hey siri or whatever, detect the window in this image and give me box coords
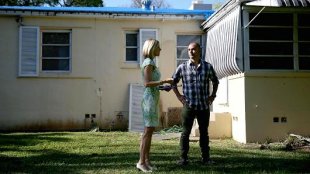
[298,14,310,70]
[248,13,294,70]
[41,31,71,71]
[19,27,72,76]
[247,13,310,70]
[176,35,204,66]
[125,32,138,62]
[125,29,158,65]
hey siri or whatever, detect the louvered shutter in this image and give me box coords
[139,29,158,66]
[19,26,39,76]
[129,83,145,132]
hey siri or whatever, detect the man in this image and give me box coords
[172,42,219,165]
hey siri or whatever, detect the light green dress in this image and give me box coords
[141,58,161,127]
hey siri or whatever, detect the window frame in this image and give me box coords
[125,31,139,63]
[41,30,72,72]
[124,29,158,67]
[297,13,310,70]
[176,34,205,67]
[244,10,310,71]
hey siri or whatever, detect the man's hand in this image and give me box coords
[208,96,216,105]
[177,95,187,105]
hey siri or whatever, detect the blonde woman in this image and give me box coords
[136,39,173,172]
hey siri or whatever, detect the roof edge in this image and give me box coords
[0,6,214,20]
[201,0,253,30]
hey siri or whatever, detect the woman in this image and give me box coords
[136,39,173,172]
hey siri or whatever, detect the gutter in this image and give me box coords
[0,11,207,20]
[0,6,212,20]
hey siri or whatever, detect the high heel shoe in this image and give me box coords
[136,163,152,173]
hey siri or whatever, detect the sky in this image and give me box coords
[104,0,225,9]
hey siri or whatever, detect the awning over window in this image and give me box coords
[245,0,310,7]
[204,6,243,79]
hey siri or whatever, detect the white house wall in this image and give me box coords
[228,74,247,143]
[214,71,310,143]
[244,72,310,143]
[0,15,204,131]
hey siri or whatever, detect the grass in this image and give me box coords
[0,131,309,174]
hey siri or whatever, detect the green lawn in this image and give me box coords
[0,132,309,173]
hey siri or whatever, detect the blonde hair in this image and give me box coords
[142,39,160,59]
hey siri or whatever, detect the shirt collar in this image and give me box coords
[187,59,203,68]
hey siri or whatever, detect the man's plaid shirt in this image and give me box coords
[172,59,219,110]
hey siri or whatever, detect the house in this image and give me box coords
[201,0,310,143]
[0,5,213,131]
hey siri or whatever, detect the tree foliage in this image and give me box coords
[62,0,104,7]
[0,0,44,6]
[131,0,170,9]
[0,0,104,7]
[212,2,223,10]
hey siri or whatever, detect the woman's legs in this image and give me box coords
[139,127,155,166]
[145,127,155,166]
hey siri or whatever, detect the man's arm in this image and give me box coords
[208,64,219,105]
[172,87,185,105]
[172,66,186,105]
[211,82,218,97]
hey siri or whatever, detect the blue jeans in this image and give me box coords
[180,106,210,160]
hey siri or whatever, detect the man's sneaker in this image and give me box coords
[177,158,189,166]
[201,158,215,165]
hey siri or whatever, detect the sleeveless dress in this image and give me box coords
[141,58,161,127]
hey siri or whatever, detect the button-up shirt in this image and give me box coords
[172,59,219,110]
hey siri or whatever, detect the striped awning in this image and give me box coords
[204,6,243,79]
[245,0,310,6]
[279,0,310,6]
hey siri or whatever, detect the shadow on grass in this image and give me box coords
[0,132,72,146]
[0,133,309,173]
[151,149,310,173]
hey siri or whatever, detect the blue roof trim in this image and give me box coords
[0,6,214,18]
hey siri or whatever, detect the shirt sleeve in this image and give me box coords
[141,58,156,69]
[209,64,219,85]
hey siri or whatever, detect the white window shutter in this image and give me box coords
[129,83,145,132]
[19,26,39,76]
[139,29,158,66]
